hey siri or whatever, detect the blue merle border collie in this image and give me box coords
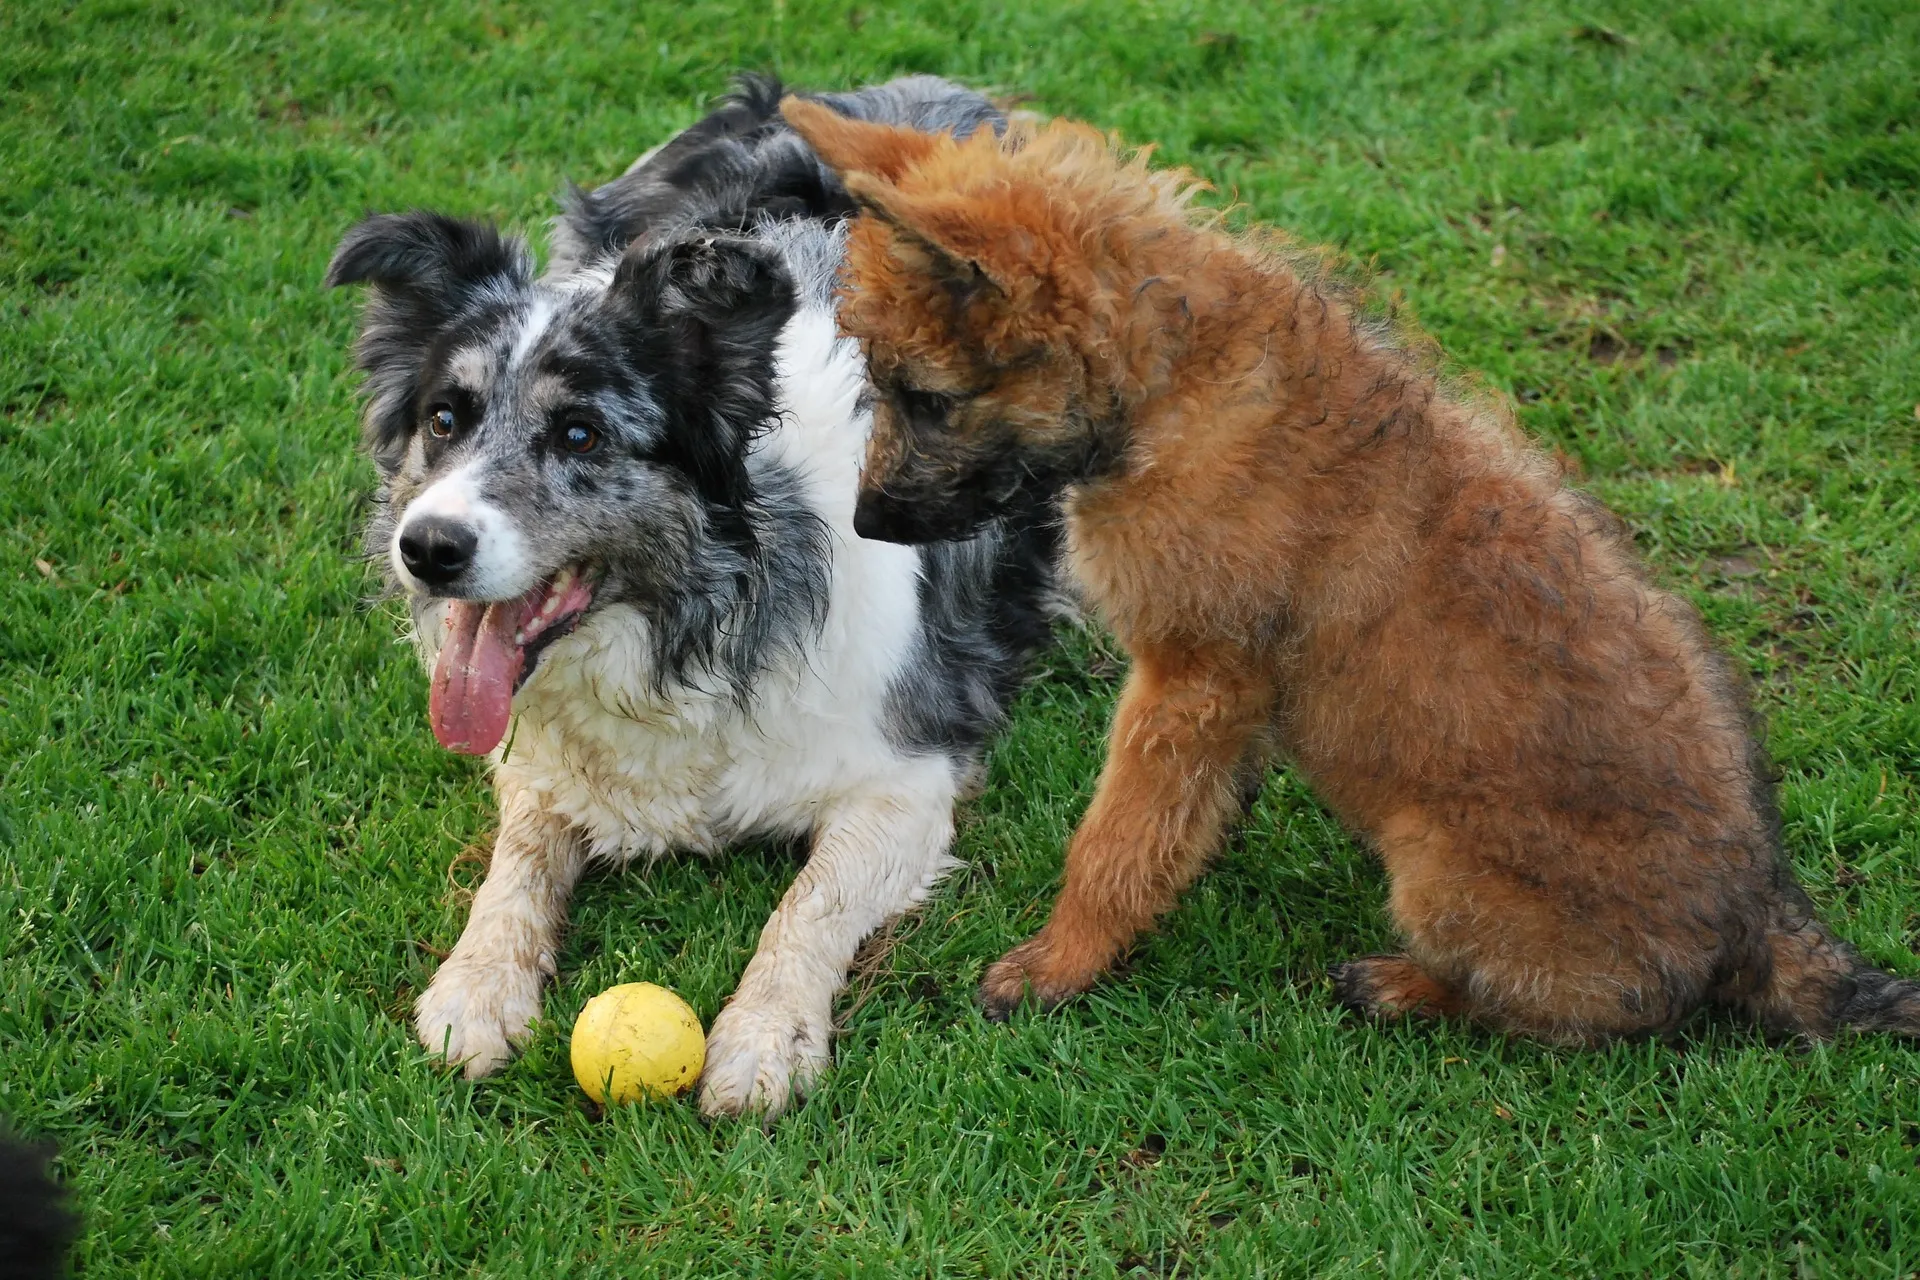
[326,76,1059,1117]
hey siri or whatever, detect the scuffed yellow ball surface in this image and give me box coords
[570,983,706,1104]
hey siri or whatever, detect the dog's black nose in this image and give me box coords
[397,516,478,587]
[852,493,916,544]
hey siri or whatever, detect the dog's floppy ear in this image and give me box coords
[326,211,530,314]
[780,96,949,184]
[612,233,796,513]
[327,212,532,469]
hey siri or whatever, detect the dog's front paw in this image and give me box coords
[1329,954,1462,1022]
[977,933,1103,1020]
[697,1000,833,1120]
[414,955,546,1079]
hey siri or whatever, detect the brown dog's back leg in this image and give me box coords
[979,641,1275,1016]
[1227,728,1281,838]
[1345,809,1700,1044]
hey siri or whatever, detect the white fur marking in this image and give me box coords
[510,296,558,367]
[392,461,535,599]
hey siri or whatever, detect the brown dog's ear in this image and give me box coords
[784,95,1026,303]
[780,96,949,184]
[840,172,1013,296]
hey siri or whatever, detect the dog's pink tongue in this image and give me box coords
[429,600,525,756]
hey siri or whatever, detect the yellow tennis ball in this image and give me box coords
[570,982,706,1104]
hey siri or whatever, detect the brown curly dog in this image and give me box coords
[782,96,1920,1046]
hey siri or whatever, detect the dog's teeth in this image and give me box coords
[541,595,560,617]
[514,630,526,645]
[551,568,574,594]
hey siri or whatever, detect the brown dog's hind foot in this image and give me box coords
[1330,954,1465,1022]
[977,933,1111,1020]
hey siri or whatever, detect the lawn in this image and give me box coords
[4,0,1919,1274]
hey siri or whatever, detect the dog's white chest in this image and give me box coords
[492,650,758,858]
[482,603,859,861]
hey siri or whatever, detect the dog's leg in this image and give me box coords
[979,641,1274,1016]
[699,762,960,1119]
[1329,955,1466,1021]
[1230,722,1280,827]
[414,787,584,1078]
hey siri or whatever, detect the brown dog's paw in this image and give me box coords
[976,950,1042,1021]
[976,936,1099,1020]
[1330,954,1463,1022]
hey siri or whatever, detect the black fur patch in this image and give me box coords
[0,1130,76,1280]
[1831,963,1920,1034]
[885,509,1063,756]
[852,390,1125,546]
[562,75,856,258]
[549,73,1003,275]
[610,234,796,523]
[325,213,532,469]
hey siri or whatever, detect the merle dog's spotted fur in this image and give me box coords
[549,74,1000,275]
[327,72,1057,748]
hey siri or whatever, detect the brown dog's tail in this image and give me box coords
[1741,889,1920,1038]
[1830,963,1920,1035]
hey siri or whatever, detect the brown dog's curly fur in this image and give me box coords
[782,97,1920,1046]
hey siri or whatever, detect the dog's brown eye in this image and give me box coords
[559,421,600,455]
[896,384,954,427]
[427,406,456,439]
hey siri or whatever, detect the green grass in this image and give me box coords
[4,0,1919,1274]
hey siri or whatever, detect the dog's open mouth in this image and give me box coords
[428,566,598,756]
